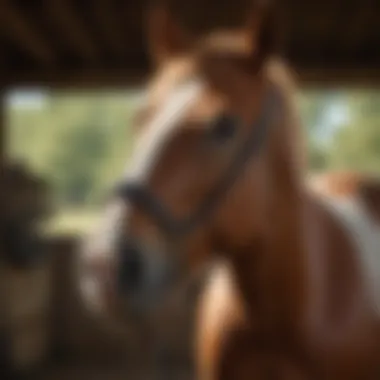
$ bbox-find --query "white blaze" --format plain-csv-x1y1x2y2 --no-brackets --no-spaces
125,79,204,184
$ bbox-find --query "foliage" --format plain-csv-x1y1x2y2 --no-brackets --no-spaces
7,91,137,209
6,88,380,233
326,91,380,174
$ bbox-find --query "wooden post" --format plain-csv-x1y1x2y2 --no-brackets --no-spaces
0,84,13,377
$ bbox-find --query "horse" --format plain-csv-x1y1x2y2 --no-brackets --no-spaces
80,1,380,379
197,169,380,379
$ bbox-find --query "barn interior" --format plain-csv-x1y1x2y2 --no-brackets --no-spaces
0,0,379,379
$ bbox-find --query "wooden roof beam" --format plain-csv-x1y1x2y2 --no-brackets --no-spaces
0,1,55,65
328,0,358,51
2,64,380,89
93,0,128,58
47,0,99,63
121,3,145,46
1,66,149,89
342,0,376,51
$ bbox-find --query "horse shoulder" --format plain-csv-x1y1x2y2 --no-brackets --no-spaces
306,183,380,376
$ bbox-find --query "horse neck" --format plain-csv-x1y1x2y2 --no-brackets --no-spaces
231,79,312,339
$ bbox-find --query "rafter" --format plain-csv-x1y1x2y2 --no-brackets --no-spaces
93,0,128,58
46,0,99,63
341,0,376,51
327,0,358,52
297,67,380,88
1,66,148,89
0,1,54,65
1,63,380,90
121,2,145,50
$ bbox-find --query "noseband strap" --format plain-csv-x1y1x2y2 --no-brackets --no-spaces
116,87,281,237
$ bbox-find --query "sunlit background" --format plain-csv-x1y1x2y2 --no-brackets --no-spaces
5,88,380,236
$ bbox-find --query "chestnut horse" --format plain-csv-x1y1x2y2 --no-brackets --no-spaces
81,2,380,379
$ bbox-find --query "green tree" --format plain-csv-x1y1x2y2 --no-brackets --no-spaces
50,120,108,205
328,113,380,174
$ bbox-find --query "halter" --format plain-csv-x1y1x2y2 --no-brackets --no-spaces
115,86,280,237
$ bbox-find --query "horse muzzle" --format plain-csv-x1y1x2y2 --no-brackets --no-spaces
115,237,179,314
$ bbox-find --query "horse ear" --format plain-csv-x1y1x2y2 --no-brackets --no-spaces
359,178,380,223
243,1,279,69
146,2,192,66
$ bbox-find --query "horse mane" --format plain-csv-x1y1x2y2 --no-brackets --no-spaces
264,59,308,181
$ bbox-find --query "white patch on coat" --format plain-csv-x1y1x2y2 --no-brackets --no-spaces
318,193,380,313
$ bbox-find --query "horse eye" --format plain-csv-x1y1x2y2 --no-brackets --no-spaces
210,114,237,142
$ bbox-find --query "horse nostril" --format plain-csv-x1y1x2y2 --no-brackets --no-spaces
118,243,144,293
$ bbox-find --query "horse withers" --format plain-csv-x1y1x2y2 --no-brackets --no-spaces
80,1,380,379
